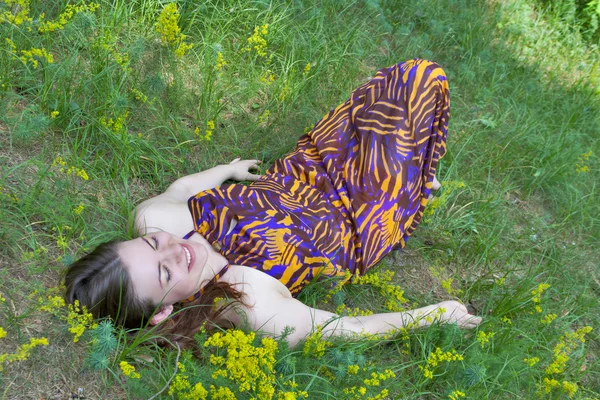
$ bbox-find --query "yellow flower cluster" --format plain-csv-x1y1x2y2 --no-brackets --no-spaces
418,347,464,379
155,3,193,58
66,300,98,342
0,292,5,302
476,330,495,348
323,270,352,304
195,120,215,141
348,364,360,374
279,81,290,102
210,385,235,400
38,2,99,33
50,110,59,119
168,365,209,400
73,203,85,215
245,24,269,57
130,88,147,103
204,329,278,398
423,180,466,219
343,386,389,400
100,110,129,135
545,326,593,375
119,361,141,379
575,150,592,174
260,70,276,84
19,47,54,68
303,62,311,75
448,390,465,400
354,270,408,312
302,326,332,359
541,313,557,325
0,326,6,338
258,110,271,124
215,52,227,71
335,304,373,317
523,357,540,367
539,377,578,398
0,337,48,371
363,369,396,386
440,277,462,297
52,156,90,181
531,283,550,313
0,0,32,25
38,295,97,343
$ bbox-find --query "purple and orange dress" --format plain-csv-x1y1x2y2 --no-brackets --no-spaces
187,59,449,297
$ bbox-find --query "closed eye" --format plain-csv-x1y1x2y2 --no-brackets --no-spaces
165,266,172,282
152,236,159,249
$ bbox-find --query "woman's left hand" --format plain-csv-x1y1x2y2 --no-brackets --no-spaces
227,158,263,181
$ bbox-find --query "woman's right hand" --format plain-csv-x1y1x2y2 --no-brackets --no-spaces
434,300,482,328
227,158,263,181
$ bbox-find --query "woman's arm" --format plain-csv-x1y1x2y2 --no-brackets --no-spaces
245,294,482,348
133,158,261,236
156,158,262,203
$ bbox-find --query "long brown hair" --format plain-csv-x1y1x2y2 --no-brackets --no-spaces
63,240,245,350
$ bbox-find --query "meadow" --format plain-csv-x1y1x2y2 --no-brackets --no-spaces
0,0,599,398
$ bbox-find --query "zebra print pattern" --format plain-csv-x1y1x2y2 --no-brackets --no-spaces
188,59,450,296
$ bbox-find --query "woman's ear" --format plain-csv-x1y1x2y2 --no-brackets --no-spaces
150,304,174,325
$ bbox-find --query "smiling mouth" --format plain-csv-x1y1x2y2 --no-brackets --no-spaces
182,244,195,273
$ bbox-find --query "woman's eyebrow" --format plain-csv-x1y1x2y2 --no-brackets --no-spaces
141,238,162,288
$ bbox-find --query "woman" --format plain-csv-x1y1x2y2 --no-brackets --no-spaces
65,59,482,348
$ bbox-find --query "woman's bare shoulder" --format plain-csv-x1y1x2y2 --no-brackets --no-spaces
134,200,194,237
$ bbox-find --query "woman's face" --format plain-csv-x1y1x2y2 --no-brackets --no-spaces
118,231,220,306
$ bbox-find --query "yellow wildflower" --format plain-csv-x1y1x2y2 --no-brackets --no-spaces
418,347,464,380
38,2,99,33
575,150,592,174
546,326,593,375
501,316,512,325
354,270,408,312
449,390,465,400
50,111,59,119
260,70,276,85
66,300,97,343
358,386,367,395
541,313,557,325
348,364,360,375
120,361,141,379
0,0,33,25
0,337,49,371
476,330,495,348
245,24,269,57
210,385,236,400
204,330,278,397
73,203,85,215
561,381,578,398
19,47,53,68
156,3,193,58
131,88,147,103
523,357,539,367
0,326,6,339
422,180,466,219
302,326,332,358
303,62,311,75
258,110,271,124
215,52,227,71
0,292,5,302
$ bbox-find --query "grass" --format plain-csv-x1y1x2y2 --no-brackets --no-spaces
1,0,599,398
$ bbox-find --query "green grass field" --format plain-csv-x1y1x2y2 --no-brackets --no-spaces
1,0,599,398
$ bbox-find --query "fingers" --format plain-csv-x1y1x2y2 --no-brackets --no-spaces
245,173,262,181
229,157,241,164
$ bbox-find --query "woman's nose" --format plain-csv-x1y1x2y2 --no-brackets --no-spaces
163,242,183,263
